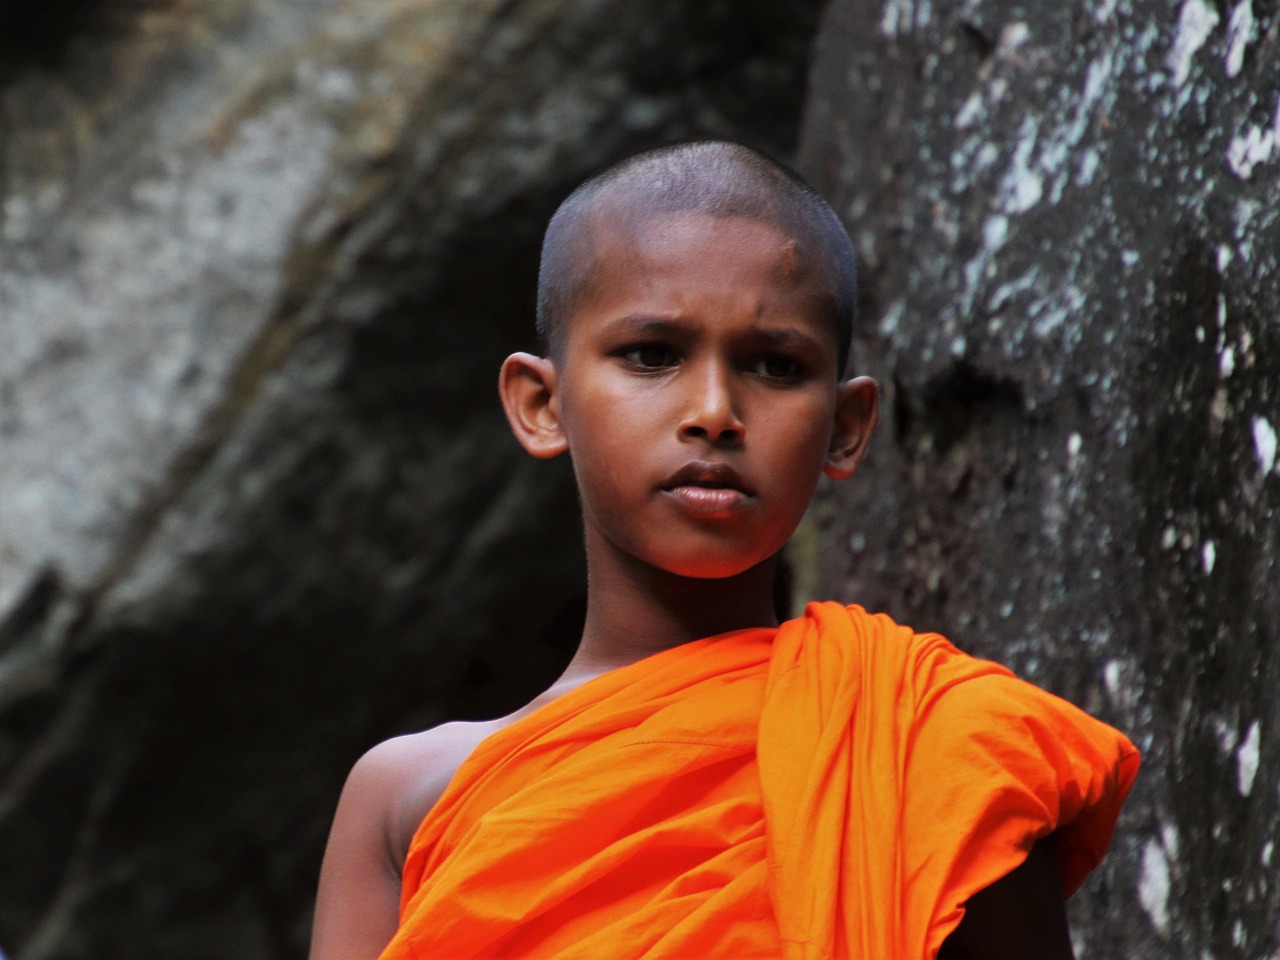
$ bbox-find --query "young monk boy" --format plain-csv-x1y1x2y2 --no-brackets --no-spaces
310,141,1139,959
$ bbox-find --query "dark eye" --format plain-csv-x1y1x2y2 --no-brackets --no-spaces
751,354,804,381
621,343,679,369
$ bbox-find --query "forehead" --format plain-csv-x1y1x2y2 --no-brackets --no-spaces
600,208,797,270
568,209,838,336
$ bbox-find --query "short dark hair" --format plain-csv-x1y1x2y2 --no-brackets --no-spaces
536,141,857,377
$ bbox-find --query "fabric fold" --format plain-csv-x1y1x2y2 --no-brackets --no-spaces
380,603,1138,960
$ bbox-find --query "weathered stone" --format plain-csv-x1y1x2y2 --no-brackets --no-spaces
800,1,1278,958
0,1,824,956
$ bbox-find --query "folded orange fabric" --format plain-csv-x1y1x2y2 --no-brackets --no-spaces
380,603,1139,959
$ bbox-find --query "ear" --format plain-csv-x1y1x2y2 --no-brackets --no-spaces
499,352,569,459
824,376,879,479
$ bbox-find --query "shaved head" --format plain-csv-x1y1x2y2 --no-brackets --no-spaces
537,141,858,377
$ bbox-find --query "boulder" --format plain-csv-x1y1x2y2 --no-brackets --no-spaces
0,1,824,956
800,1,1278,957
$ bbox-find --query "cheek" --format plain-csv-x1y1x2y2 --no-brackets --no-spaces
562,379,672,471
564,410,648,507
760,400,835,467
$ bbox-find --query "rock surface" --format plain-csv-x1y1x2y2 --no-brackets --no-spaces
0,2,823,956
800,1,1278,958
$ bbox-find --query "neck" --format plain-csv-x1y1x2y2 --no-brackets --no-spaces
561,547,780,681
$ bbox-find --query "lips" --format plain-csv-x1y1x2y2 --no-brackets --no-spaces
660,461,754,515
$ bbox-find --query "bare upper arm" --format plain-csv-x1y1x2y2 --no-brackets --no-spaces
309,734,458,960
936,834,1074,960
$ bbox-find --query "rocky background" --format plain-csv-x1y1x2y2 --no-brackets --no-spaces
0,1,1275,958
800,1,1278,959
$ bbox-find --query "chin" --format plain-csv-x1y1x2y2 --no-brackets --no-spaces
658,552,771,581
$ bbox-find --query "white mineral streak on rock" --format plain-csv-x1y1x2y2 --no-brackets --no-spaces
1103,659,1123,697
1139,836,1172,935
1033,285,1085,338
987,269,1039,317
965,40,1118,224
1167,0,1220,88
983,214,1009,250
990,73,1010,98
1226,105,1278,179
879,0,902,36
1232,197,1263,262
1001,117,1044,214
955,91,984,130
879,0,932,37
1202,540,1216,574
1043,50,1115,179
999,22,1031,53
879,300,905,336
1237,720,1261,795
1252,416,1277,476
1076,147,1101,185
1224,1,1257,78
1211,715,1239,754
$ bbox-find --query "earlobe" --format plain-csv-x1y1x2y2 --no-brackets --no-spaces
498,352,569,459
824,376,879,479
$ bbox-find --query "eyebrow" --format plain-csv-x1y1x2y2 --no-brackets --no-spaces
601,315,686,337
601,315,828,354
748,327,827,354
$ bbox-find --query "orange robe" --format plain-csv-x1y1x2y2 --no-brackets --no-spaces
380,603,1139,959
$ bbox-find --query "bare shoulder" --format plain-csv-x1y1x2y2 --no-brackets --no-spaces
374,720,508,861
310,674,592,959
308,720,503,960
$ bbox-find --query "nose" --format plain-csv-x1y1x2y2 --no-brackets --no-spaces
678,361,744,447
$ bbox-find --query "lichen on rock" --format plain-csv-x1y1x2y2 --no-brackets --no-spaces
801,1,1279,957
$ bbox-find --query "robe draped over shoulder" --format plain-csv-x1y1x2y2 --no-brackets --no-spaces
379,603,1139,959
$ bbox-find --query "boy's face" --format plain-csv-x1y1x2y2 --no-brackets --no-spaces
529,211,874,580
